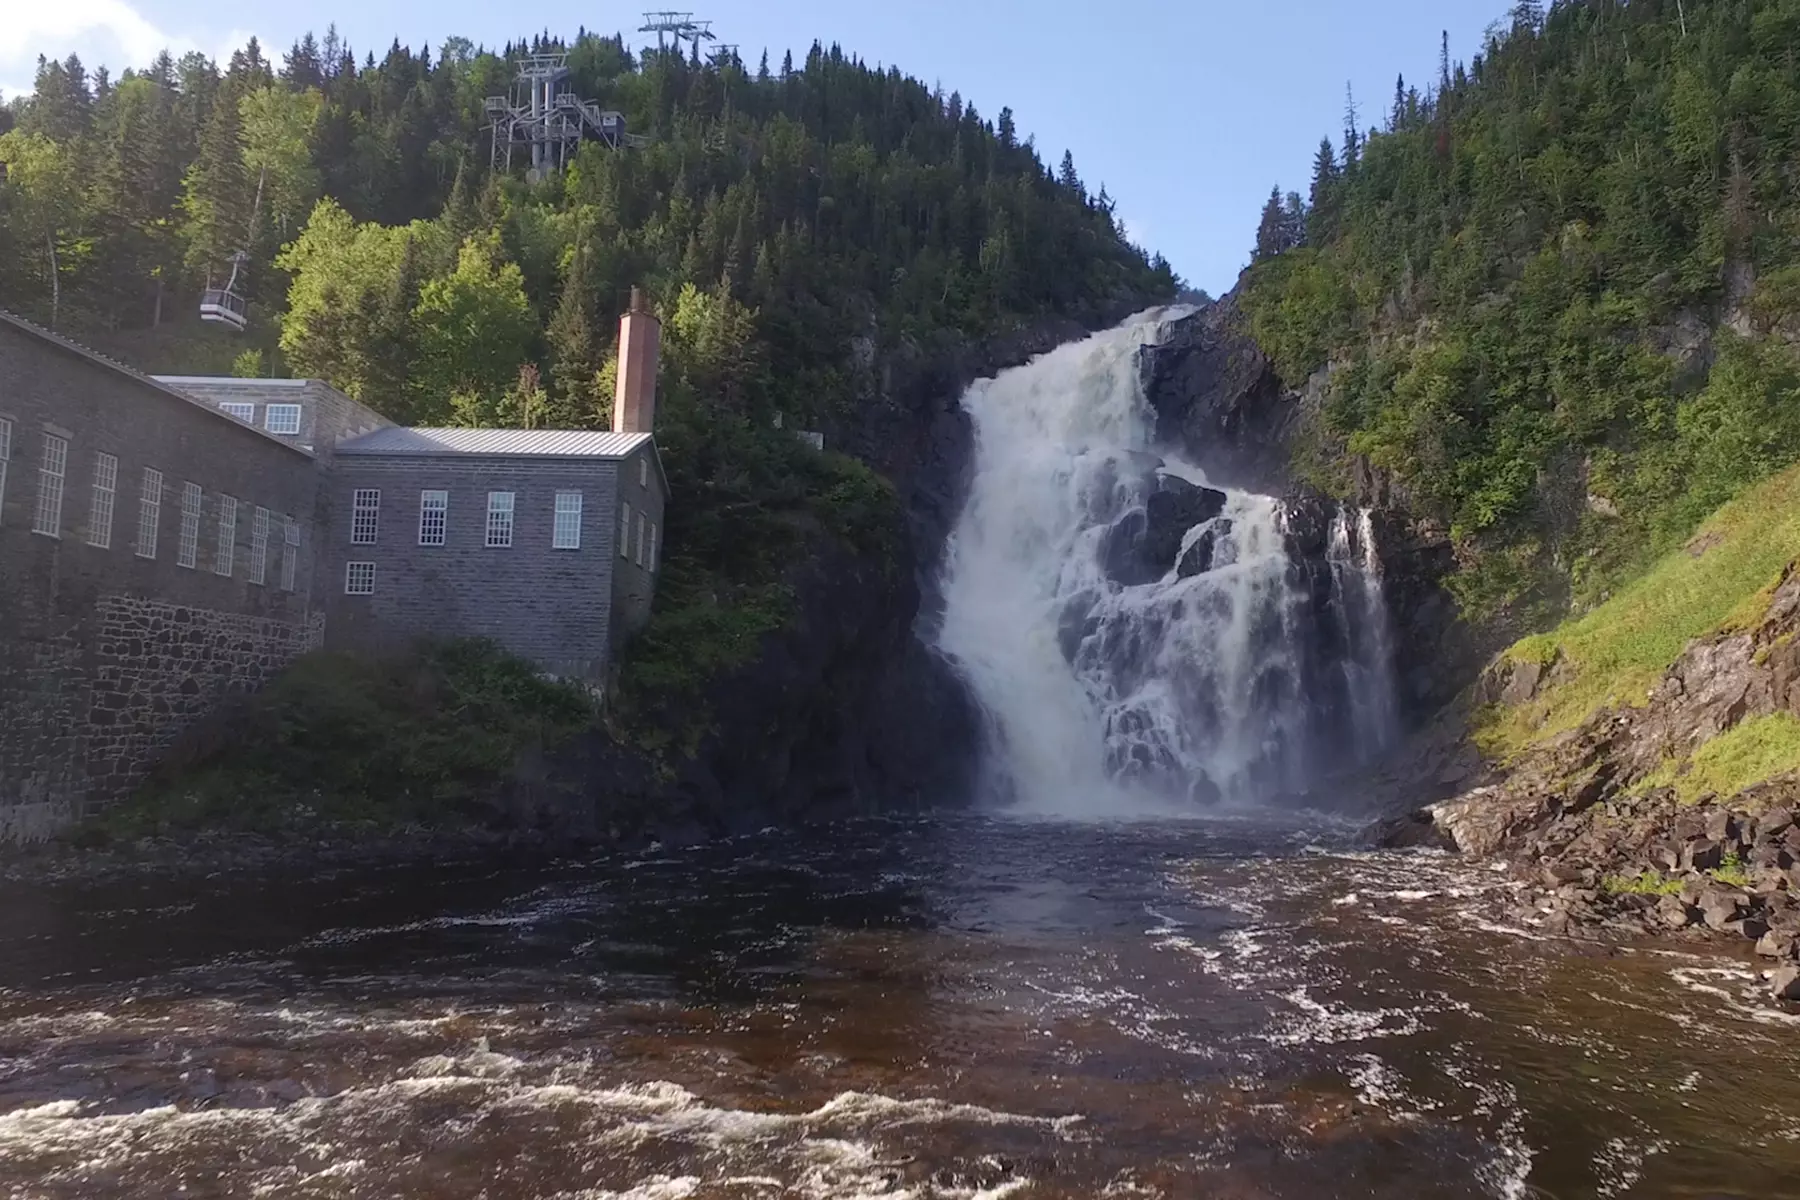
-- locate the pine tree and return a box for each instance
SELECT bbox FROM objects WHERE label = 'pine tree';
[546,237,601,424]
[1253,186,1287,261]
[1342,82,1361,170]
[1057,150,1083,196]
[1307,138,1340,245]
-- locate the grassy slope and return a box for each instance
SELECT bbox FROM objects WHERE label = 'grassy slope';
[1477,461,1800,798]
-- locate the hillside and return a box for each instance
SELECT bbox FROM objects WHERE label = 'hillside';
[0,29,1174,742]
[1239,0,1800,626]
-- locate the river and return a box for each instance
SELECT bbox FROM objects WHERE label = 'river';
[3,814,1799,1199]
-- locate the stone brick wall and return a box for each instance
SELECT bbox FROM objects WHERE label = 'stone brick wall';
[610,446,668,649]
[0,318,325,841]
[152,376,393,458]
[323,454,634,681]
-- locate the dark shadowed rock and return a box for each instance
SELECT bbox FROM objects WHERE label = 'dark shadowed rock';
[1176,520,1233,578]
[1144,477,1228,574]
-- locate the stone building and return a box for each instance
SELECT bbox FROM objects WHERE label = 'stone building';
[0,293,667,841]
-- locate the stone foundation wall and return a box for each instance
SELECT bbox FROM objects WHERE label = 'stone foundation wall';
[1,595,323,841]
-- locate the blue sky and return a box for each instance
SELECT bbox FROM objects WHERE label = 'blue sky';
[3,0,1510,295]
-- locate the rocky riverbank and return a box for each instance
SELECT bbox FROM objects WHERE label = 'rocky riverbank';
[1375,560,1800,1002]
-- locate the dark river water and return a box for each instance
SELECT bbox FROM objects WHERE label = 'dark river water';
[2,813,1799,1199]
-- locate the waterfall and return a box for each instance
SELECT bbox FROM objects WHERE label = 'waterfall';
[934,311,1397,815]
[1328,508,1401,759]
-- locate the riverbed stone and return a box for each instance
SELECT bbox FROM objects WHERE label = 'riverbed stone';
[1685,839,1726,871]
[1771,965,1800,1002]
[1756,930,1798,959]
[1700,887,1749,931]
[1657,894,1698,928]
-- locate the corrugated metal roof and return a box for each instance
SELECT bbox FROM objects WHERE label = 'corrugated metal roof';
[335,427,655,458]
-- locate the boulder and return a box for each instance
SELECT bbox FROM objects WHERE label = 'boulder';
[1699,887,1749,931]
[1755,930,1798,959]
[1684,839,1725,871]
[1657,893,1698,929]
[1144,477,1228,574]
[1771,965,1800,1002]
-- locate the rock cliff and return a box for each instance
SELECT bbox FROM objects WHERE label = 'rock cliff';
[1137,295,1479,719]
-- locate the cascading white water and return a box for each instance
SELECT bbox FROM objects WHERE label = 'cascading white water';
[934,310,1396,816]
[1328,508,1401,757]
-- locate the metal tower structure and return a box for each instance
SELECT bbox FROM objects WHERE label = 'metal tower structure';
[483,52,647,179]
[640,12,716,58]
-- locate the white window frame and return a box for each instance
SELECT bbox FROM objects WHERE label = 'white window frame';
[351,488,381,545]
[649,522,658,573]
[178,482,202,568]
[215,495,237,577]
[136,468,162,559]
[87,452,118,548]
[486,491,515,548]
[619,500,631,559]
[635,511,646,566]
[264,404,302,435]
[0,417,12,524]
[418,490,448,546]
[33,433,67,537]
[249,506,270,585]
[344,561,375,595]
[218,401,257,423]
[553,491,582,550]
[281,517,300,591]
[639,457,648,488]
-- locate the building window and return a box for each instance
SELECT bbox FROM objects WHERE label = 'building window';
[0,417,11,524]
[418,490,448,546]
[649,522,658,573]
[33,433,67,537]
[344,561,375,595]
[249,507,270,584]
[136,468,162,559]
[87,452,118,549]
[281,517,299,591]
[619,501,631,559]
[639,457,648,488]
[215,495,238,576]
[351,488,380,544]
[486,492,515,547]
[218,401,256,423]
[178,482,202,568]
[635,511,646,566]
[264,404,302,435]
[553,491,582,549]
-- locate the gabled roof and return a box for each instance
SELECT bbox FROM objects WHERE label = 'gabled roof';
[0,310,312,458]
[335,427,653,457]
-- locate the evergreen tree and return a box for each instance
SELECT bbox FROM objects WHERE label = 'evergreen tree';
[1306,138,1340,245]
[1253,186,1288,261]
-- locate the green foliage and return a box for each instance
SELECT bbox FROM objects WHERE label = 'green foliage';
[92,639,595,838]
[1482,466,1800,754]
[1712,852,1755,889]
[1602,869,1684,897]
[1239,0,1800,623]
[1634,713,1800,806]
[416,234,538,424]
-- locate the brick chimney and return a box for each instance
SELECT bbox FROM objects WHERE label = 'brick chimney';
[612,287,661,435]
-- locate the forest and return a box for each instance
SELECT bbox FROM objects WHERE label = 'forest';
[1243,0,1800,622]
[0,28,1173,714]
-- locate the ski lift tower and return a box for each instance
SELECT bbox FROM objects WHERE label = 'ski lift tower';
[483,51,646,180]
[640,12,716,59]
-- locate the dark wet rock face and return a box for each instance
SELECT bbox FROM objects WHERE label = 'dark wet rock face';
[1100,477,1230,587]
